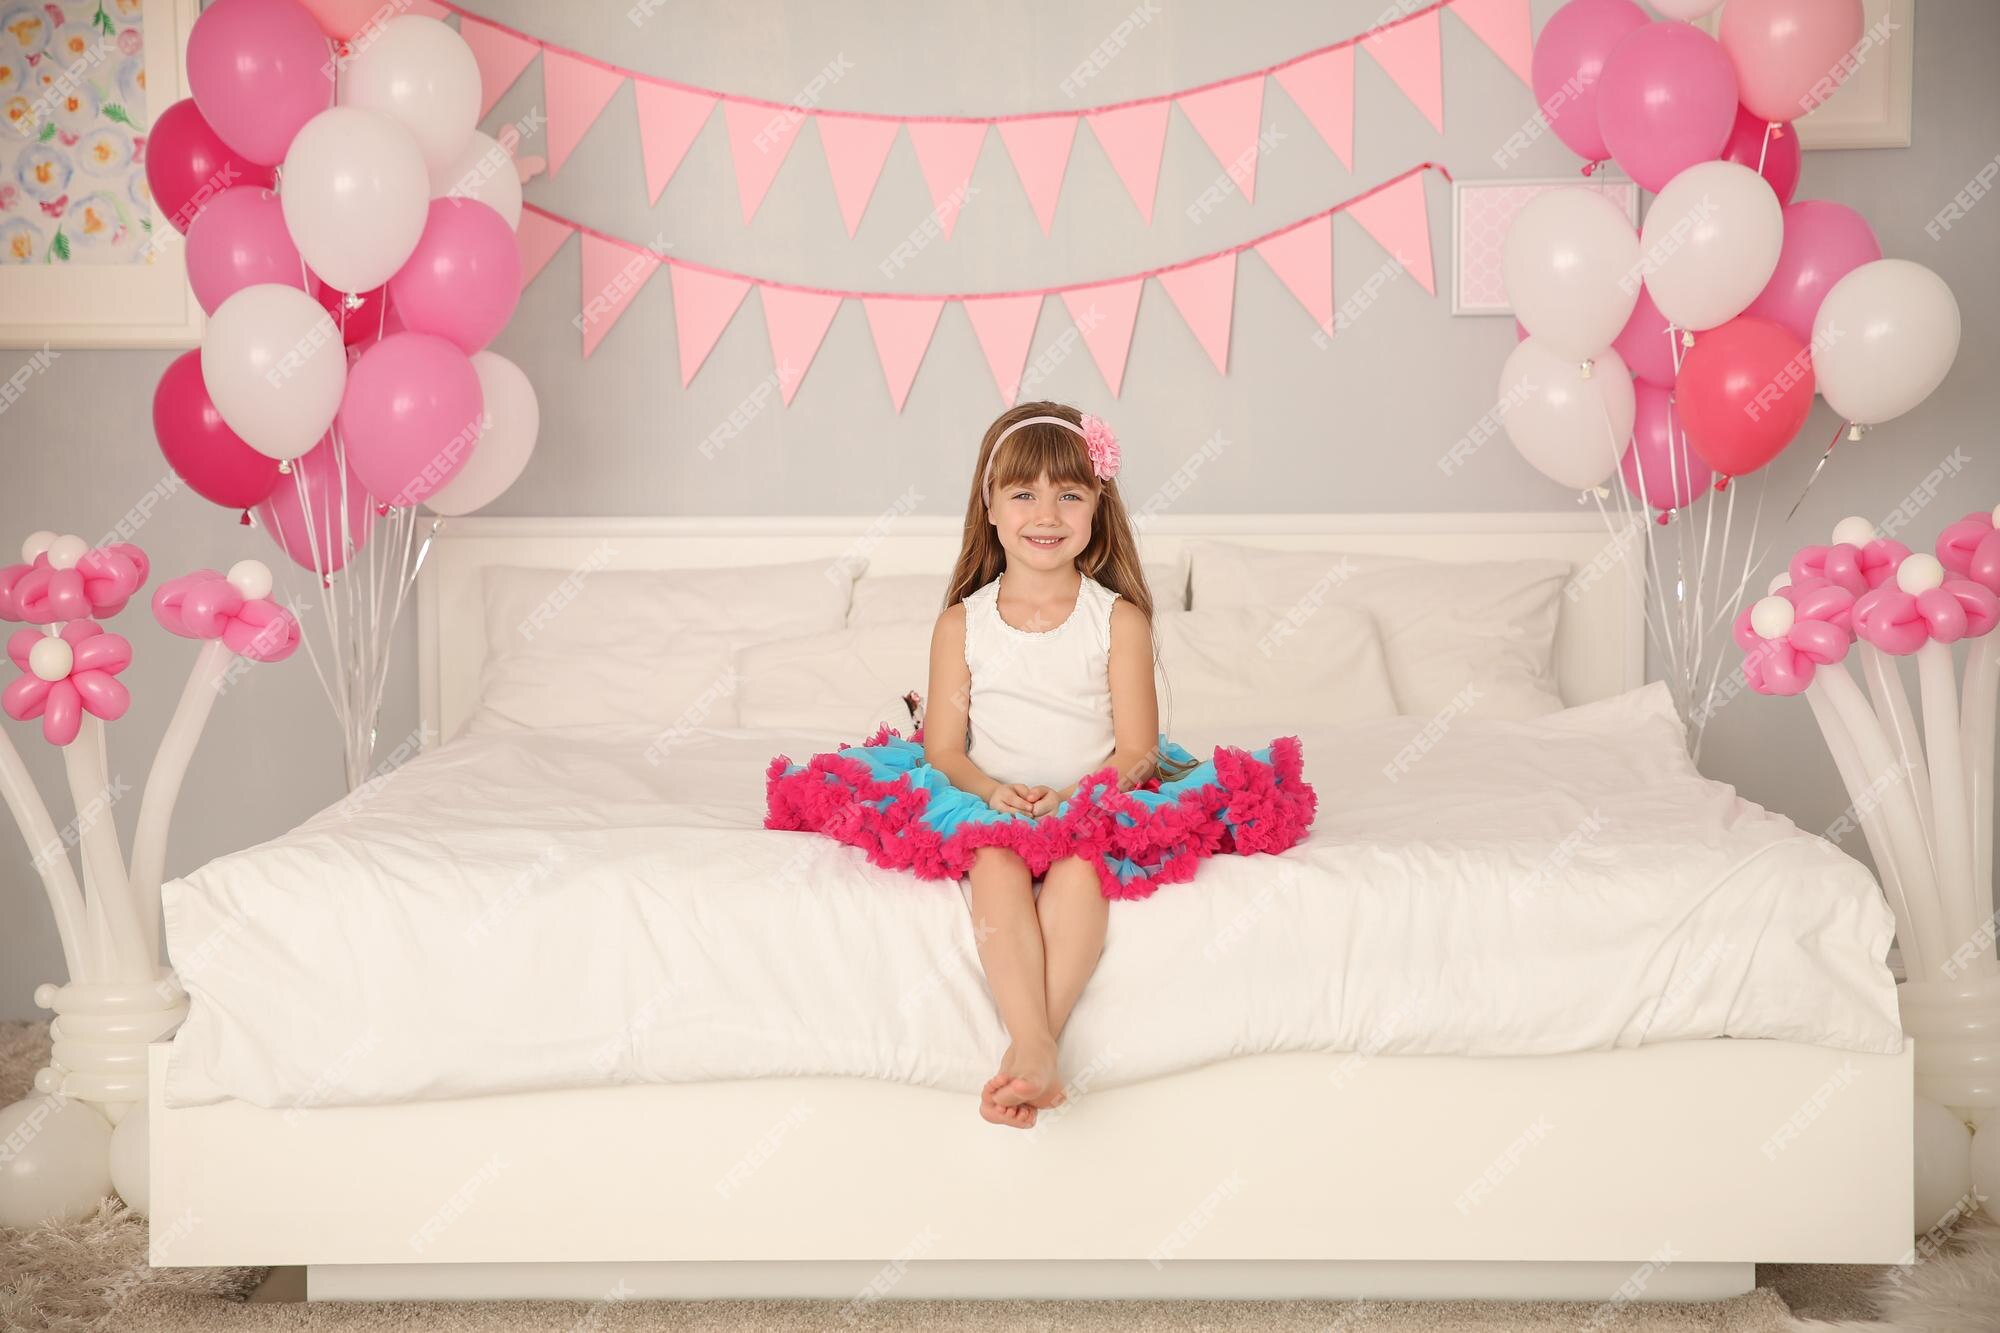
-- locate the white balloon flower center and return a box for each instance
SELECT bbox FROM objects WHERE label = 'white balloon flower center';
[227,559,274,601]
[1750,596,1796,641]
[20,530,56,563]
[1767,573,1793,594]
[1830,516,1877,549]
[1897,554,1945,595]
[28,636,73,682]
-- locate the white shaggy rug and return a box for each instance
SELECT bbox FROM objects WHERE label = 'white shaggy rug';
[5,1021,1996,1331]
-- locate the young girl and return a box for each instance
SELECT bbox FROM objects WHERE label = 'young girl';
[764,401,1318,1130]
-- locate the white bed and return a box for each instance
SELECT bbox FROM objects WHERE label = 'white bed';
[149,514,1913,1303]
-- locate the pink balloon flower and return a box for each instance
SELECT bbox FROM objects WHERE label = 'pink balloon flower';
[1734,578,1856,697]
[0,540,150,624]
[152,569,302,662]
[3,621,133,746]
[1789,537,1909,598]
[1937,510,2000,596]
[1853,567,2000,655]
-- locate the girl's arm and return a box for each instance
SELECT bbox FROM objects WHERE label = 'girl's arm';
[1036,600,1161,812]
[923,602,1042,811]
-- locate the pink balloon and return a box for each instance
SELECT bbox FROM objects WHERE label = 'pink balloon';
[1611,285,1677,389]
[1620,381,1711,514]
[1530,0,1650,165]
[255,436,374,574]
[294,0,384,40]
[146,99,276,235]
[153,350,283,510]
[185,0,335,167]
[387,201,522,354]
[337,333,484,508]
[184,187,308,315]
[1596,22,1740,195]
[1719,103,1801,205]
[1743,201,1882,345]
[1719,0,1867,125]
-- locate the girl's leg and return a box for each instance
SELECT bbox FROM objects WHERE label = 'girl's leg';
[1036,855,1109,1091]
[967,846,1057,1126]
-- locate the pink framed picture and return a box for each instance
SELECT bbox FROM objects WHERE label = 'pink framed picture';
[1451,177,1641,317]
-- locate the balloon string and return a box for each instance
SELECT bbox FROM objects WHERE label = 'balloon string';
[1755,121,1774,177]
[1785,419,1853,524]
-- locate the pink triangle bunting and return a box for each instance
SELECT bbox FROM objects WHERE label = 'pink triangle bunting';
[723,99,810,223]
[667,264,752,383]
[516,210,574,289]
[1361,10,1445,133]
[1449,0,1533,86]
[996,117,1077,236]
[816,116,901,237]
[1058,280,1143,398]
[543,50,626,176]
[576,234,661,359]
[905,121,986,241]
[1254,215,1333,336]
[634,82,718,205]
[1085,101,1170,224]
[1346,175,1436,296]
[760,286,843,406]
[1272,47,1354,171]
[961,294,1044,407]
[1157,253,1236,374]
[1176,78,1265,203]
[459,16,540,120]
[861,299,945,413]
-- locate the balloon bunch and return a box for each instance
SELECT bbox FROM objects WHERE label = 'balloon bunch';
[145,0,542,786]
[1502,0,1961,751]
[1736,510,2000,1202]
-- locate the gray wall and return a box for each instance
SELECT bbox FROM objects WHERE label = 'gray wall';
[3,0,1996,1016]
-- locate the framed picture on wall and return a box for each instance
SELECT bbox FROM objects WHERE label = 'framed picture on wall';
[1450,177,1642,317]
[0,0,204,349]
[1695,0,1914,150]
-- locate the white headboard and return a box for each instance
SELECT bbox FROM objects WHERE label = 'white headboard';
[415,513,1647,745]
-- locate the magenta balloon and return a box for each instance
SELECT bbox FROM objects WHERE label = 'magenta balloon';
[153,350,283,510]
[1530,0,1650,164]
[1620,381,1711,512]
[337,333,484,508]
[185,0,335,167]
[184,187,307,314]
[1611,285,1677,389]
[146,99,276,235]
[1719,103,1800,205]
[1743,201,1882,345]
[255,436,373,574]
[386,201,522,354]
[1596,22,1740,194]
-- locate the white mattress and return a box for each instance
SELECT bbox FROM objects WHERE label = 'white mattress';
[161,682,1903,1109]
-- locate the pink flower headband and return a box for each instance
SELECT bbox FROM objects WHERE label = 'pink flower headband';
[980,413,1120,507]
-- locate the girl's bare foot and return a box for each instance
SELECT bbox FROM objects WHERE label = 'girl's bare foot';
[991,1036,1064,1112]
[979,1072,1036,1128]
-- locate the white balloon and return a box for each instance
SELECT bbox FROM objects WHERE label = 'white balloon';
[427,130,523,230]
[279,107,430,295]
[1504,188,1642,362]
[201,284,346,462]
[1649,0,1722,17]
[0,1094,113,1227]
[426,352,539,516]
[1913,1097,1974,1235]
[1812,259,1962,426]
[339,16,480,174]
[108,1103,149,1216]
[1639,162,1785,333]
[1498,338,1637,491]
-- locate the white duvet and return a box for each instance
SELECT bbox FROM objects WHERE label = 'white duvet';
[161,683,1903,1109]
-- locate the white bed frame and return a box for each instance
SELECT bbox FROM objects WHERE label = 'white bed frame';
[150,513,1913,1304]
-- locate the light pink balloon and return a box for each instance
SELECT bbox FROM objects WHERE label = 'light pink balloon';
[1719,103,1801,205]
[1611,285,1677,389]
[255,435,374,574]
[1620,381,1711,514]
[185,0,334,167]
[295,0,382,40]
[1744,200,1881,345]
[1719,0,1867,125]
[184,187,307,315]
[338,333,484,508]
[1596,21,1740,194]
[1530,0,1650,165]
[387,200,522,354]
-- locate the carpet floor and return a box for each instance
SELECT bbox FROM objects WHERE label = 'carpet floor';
[4,1021,1994,1331]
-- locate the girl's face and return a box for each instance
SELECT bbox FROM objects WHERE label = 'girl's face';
[990,470,1096,570]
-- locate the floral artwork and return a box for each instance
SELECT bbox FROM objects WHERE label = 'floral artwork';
[0,0,150,265]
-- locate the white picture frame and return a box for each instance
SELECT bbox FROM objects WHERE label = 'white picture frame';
[1695,0,1914,150]
[0,0,205,349]
[1450,176,1642,317]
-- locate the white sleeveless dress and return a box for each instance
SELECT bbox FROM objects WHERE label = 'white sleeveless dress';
[961,571,1120,791]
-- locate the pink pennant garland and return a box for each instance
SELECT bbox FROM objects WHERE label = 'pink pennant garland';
[634,82,718,205]
[1345,174,1435,295]
[1361,10,1445,133]
[996,117,1077,236]
[962,294,1044,407]
[1157,253,1236,373]
[544,50,627,176]
[1449,0,1533,86]
[668,264,753,383]
[1059,280,1143,398]
[516,210,575,289]
[817,116,901,237]
[459,16,540,120]
[1272,47,1355,171]
[1254,215,1334,336]
[861,298,945,413]
[760,286,843,406]
[905,121,987,241]
[1177,78,1266,204]
[724,99,810,224]
[577,235,660,359]
[1085,102,1171,224]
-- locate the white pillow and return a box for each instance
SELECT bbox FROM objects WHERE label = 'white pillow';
[1154,605,1398,738]
[470,559,860,733]
[848,559,1188,627]
[1187,541,1570,719]
[736,621,931,737]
